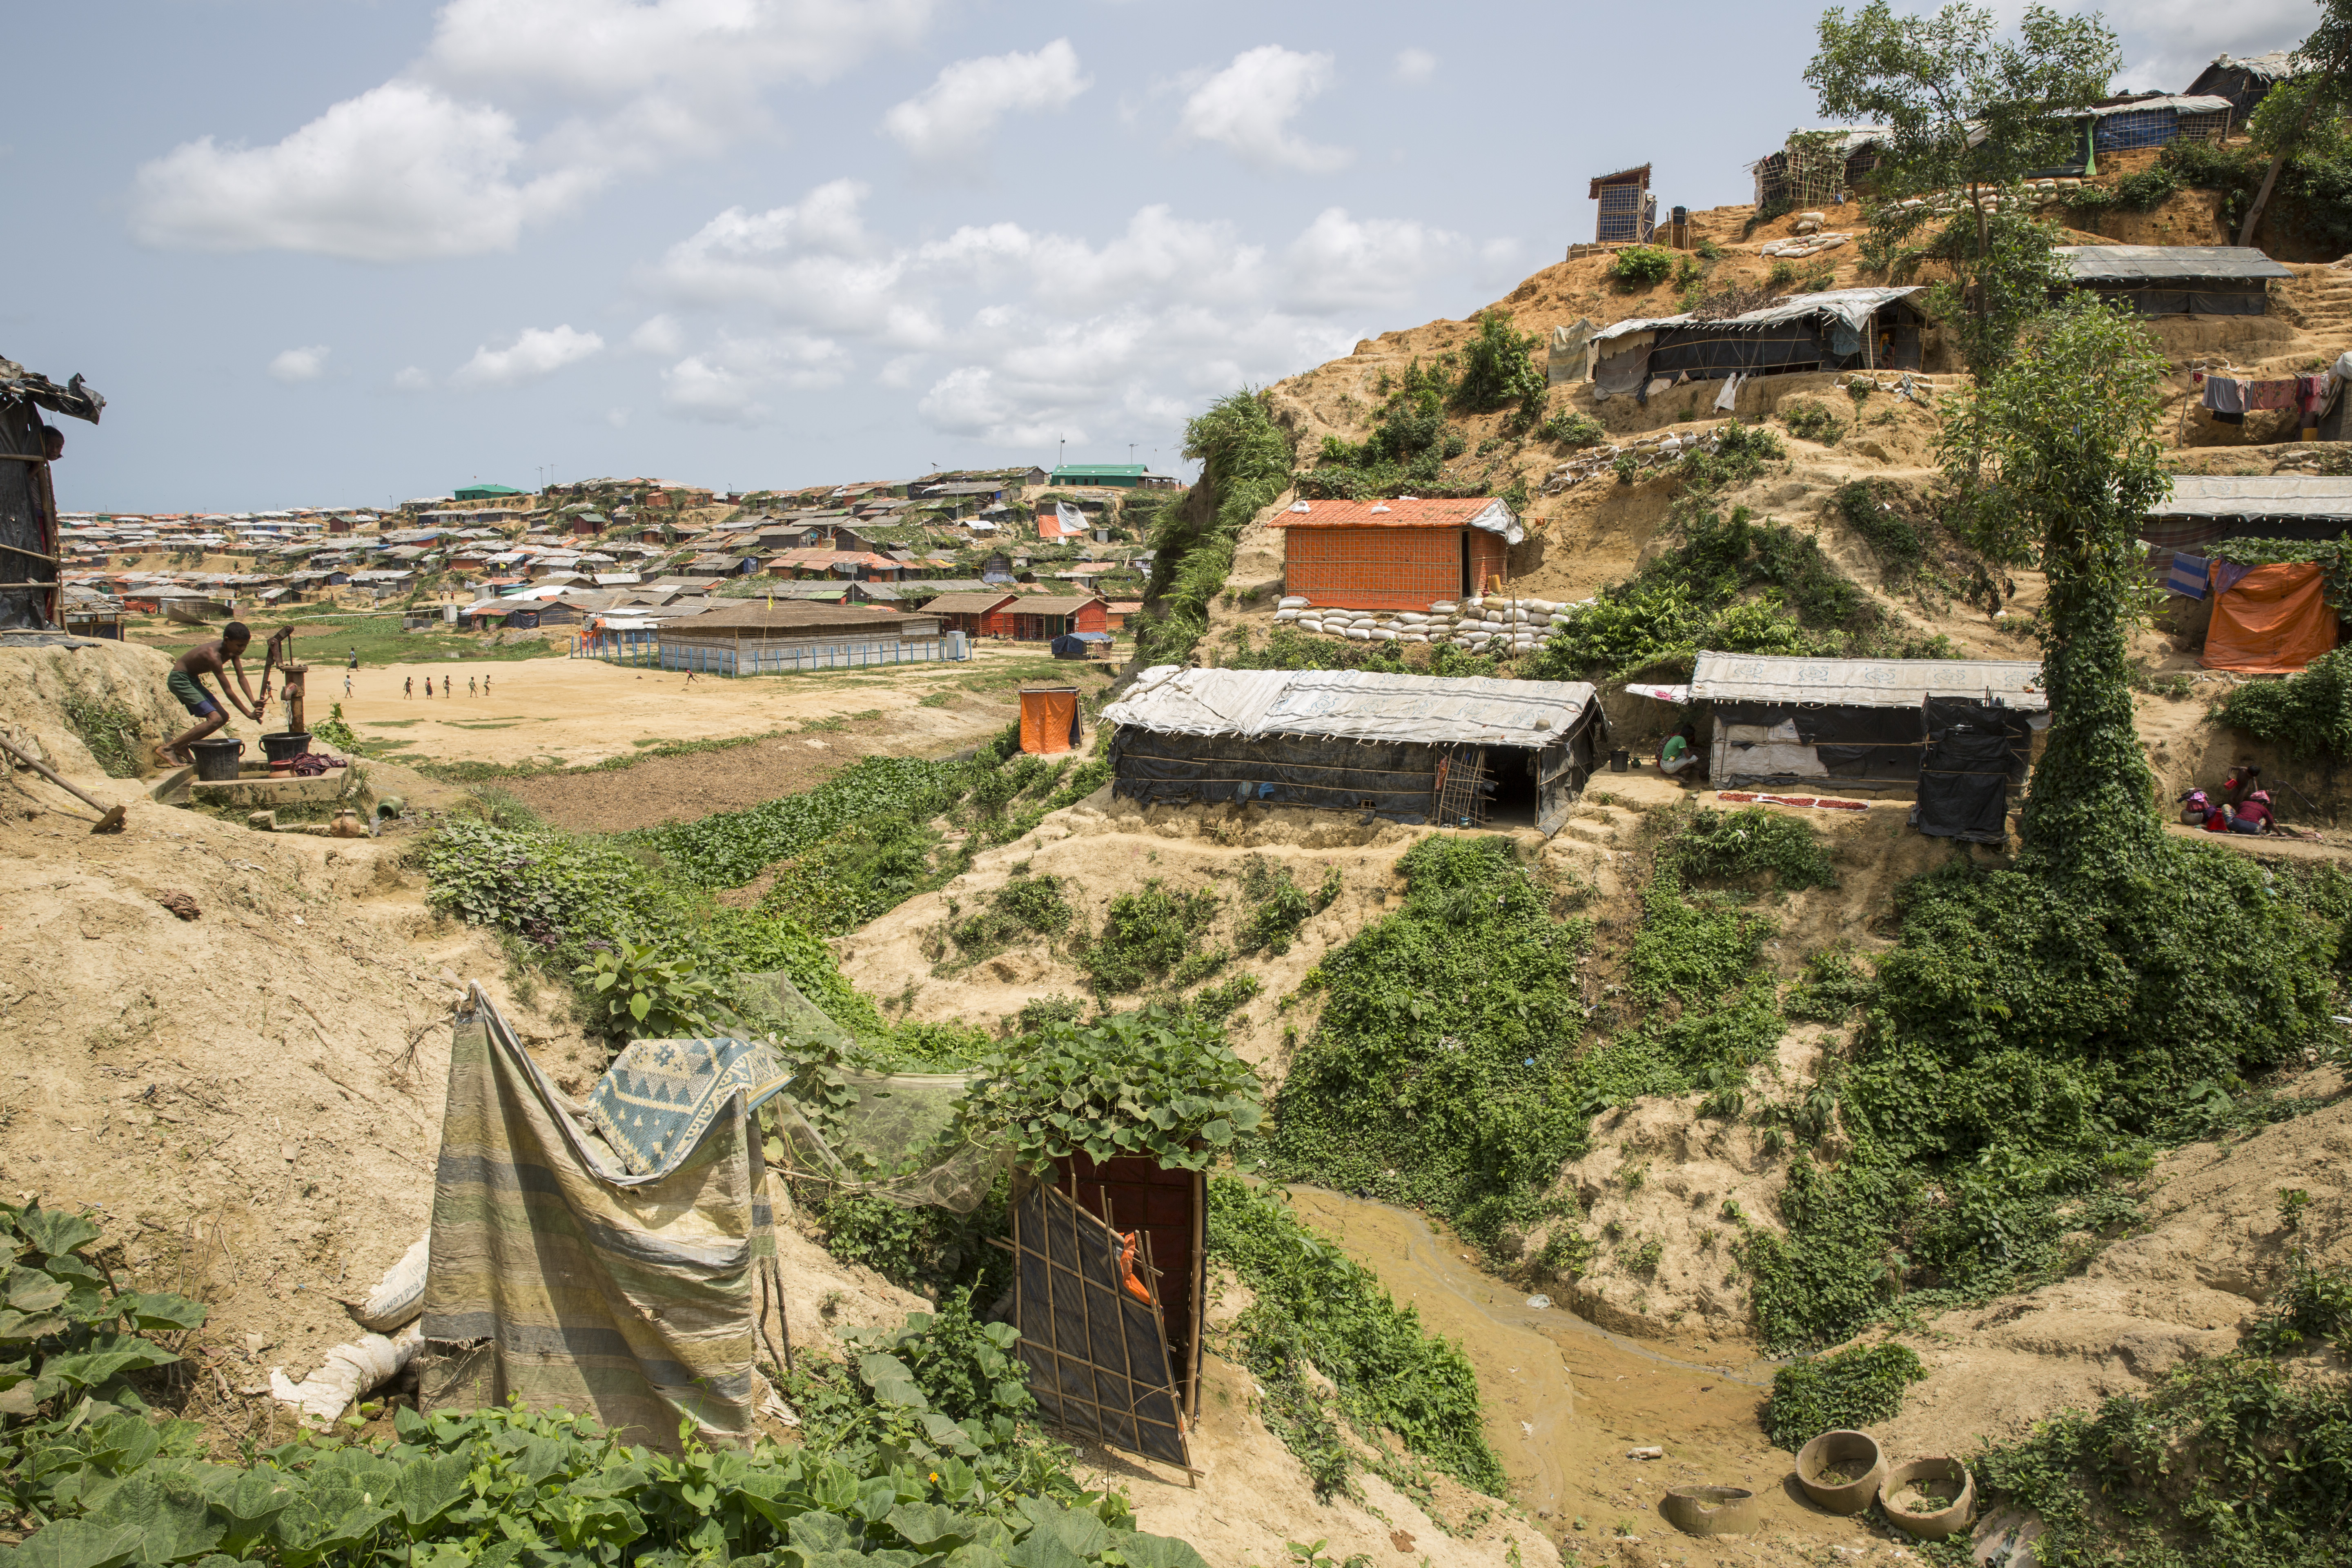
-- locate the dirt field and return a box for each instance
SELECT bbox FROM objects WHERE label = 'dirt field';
[327,645,1078,769]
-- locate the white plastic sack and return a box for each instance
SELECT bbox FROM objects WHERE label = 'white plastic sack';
[271,1321,423,1426]
[349,1232,430,1332]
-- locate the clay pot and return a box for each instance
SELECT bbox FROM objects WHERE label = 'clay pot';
[1796,1430,1885,1516]
[1880,1456,1975,1541]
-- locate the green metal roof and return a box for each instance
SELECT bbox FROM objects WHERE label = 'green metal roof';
[455,483,527,500]
[1050,464,1148,479]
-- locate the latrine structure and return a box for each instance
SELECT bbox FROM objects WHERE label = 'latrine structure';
[1273,496,1521,611]
[1590,165,1656,245]
[1104,665,1608,836]
[1749,127,1888,209]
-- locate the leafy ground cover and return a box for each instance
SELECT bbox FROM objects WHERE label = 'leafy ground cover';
[0,1204,1213,1568]
[1203,1179,1501,1503]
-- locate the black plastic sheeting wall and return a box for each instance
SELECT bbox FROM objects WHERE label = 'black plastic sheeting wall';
[2078,282,2266,316]
[1914,697,2034,844]
[1713,701,1928,785]
[1112,730,1448,821]
[0,399,54,631]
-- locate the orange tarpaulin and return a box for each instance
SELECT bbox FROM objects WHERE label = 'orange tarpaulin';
[1020,686,1080,754]
[2203,561,2339,674]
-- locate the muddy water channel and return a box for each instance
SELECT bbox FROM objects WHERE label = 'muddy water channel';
[1285,1188,1889,1561]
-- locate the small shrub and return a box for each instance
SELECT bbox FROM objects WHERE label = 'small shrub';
[1784,948,1872,1021]
[1764,1342,1926,1450]
[1674,806,1838,889]
[2112,166,2179,212]
[1454,310,1548,413]
[2214,648,2352,761]
[1611,246,1677,287]
[1543,410,1606,447]
[1781,402,1846,446]
[1079,881,1221,994]
[1833,479,1926,577]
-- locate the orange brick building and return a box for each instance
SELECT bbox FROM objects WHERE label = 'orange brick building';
[1270,497,1523,611]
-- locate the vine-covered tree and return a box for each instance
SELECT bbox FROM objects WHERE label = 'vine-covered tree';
[2238,0,2352,244]
[1806,2,2115,376]
[1939,294,2172,878]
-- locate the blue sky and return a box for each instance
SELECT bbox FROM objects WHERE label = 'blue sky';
[9,0,2319,512]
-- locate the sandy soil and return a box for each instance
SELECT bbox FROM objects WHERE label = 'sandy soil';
[327,644,1053,769]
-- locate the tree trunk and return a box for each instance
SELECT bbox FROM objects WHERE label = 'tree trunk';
[2238,45,2350,248]
[2236,154,2289,248]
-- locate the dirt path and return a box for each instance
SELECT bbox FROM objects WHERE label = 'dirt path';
[1284,1189,1898,1564]
[325,644,1077,768]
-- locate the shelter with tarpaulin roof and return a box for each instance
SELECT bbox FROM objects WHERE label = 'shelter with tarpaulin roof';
[2056,246,2291,316]
[1748,127,1888,209]
[1104,665,1608,835]
[2186,51,2306,120]
[654,599,962,675]
[1585,288,1929,399]
[1644,652,2046,844]
[2145,477,2352,674]
[1272,496,1521,611]
[1,357,104,632]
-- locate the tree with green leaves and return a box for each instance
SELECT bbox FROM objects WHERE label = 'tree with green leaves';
[1939,293,2172,878]
[1807,2,2116,376]
[2238,2,2352,245]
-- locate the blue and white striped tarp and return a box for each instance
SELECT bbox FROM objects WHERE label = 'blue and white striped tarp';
[2167,552,2210,599]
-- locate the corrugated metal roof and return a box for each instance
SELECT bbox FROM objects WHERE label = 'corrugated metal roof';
[923,591,1020,613]
[1270,497,1521,545]
[1003,592,1105,615]
[1105,666,1601,746]
[2058,245,2292,282]
[1689,652,2047,710]
[1592,287,1924,345]
[1588,164,1650,197]
[2149,475,2352,521]
[678,601,914,631]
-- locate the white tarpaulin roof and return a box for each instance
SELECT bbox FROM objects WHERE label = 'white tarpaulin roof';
[1105,666,1601,746]
[1590,287,1924,345]
[2058,245,2292,283]
[2148,476,2352,521]
[2083,94,2232,119]
[1690,652,2047,711]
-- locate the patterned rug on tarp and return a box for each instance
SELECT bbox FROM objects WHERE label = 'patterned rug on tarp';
[589,1037,792,1178]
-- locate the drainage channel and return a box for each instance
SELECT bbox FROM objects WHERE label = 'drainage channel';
[1283,1186,1869,1560]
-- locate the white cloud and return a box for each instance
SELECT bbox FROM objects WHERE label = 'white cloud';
[130,82,600,260]
[450,324,605,387]
[129,0,943,259]
[629,314,684,355]
[2112,0,2308,90]
[882,39,1089,165]
[652,180,943,345]
[1281,209,1468,311]
[1175,45,1349,174]
[661,332,847,424]
[267,345,331,383]
[1392,48,1437,84]
[392,365,433,392]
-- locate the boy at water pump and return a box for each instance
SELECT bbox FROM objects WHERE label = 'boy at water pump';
[156,622,265,766]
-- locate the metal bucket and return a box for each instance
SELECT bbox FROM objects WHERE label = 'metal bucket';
[191,738,245,782]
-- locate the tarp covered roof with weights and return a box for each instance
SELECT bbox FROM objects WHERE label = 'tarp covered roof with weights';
[1690,651,2047,711]
[1106,665,1600,745]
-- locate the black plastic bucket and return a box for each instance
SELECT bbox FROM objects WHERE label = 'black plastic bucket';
[1608,747,1629,773]
[261,731,312,771]
[192,738,244,782]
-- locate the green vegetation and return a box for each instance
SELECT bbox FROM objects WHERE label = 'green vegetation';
[962,1004,1263,1172]
[1764,1342,1926,1450]
[1673,805,1838,889]
[1541,410,1605,448]
[1966,1351,2352,1567]
[1609,246,1677,287]
[58,693,148,779]
[1078,882,1222,995]
[1779,401,1846,446]
[1303,359,1470,501]
[0,1207,1207,1568]
[1137,391,1294,667]
[1236,858,1342,957]
[1528,497,1936,680]
[943,870,1075,965]
[2214,648,2352,762]
[1810,1,2113,376]
[1736,298,2344,1356]
[1205,1178,1502,1500]
[1832,479,1927,580]
[1268,836,1591,1255]
[1452,310,1547,423]
[311,702,361,751]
